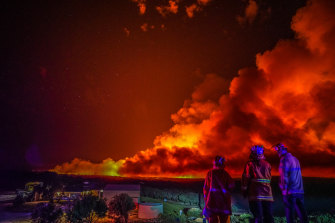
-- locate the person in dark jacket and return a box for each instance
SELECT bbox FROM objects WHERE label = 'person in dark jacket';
[203,156,235,223]
[273,143,308,223]
[242,145,274,223]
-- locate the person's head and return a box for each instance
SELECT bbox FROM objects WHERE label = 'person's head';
[250,145,265,160]
[273,143,288,157]
[213,156,225,168]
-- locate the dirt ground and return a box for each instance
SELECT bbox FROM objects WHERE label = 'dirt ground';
[0,203,32,223]
[0,191,35,223]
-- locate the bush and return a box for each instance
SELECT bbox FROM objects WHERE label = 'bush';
[109,193,135,223]
[309,213,335,223]
[31,201,63,223]
[67,194,108,223]
[157,213,181,223]
[230,213,252,223]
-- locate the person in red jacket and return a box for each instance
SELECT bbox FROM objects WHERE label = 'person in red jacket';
[242,145,274,223]
[203,156,235,223]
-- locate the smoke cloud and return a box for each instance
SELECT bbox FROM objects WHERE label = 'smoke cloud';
[130,0,211,19]
[237,0,259,25]
[156,0,179,17]
[52,158,124,176]
[53,0,335,178]
[123,27,130,37]
[132,0,146,15]
[185,0,211,18]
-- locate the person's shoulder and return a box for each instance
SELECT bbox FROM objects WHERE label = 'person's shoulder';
[261,159,271,166]
[219,168,232,178]
[221,168,229,173]
[245,160,253,166]
[288,153,301,164]
[207,168,217,176]
[281,153,290,161]
[288,152,298,159]
[281,153,298,166]
[207,169,213,174]
[287,153,298,161]
[213,168,228,174]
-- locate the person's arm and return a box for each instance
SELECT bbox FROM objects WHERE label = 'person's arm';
[227,172,235,192]
[203,171,210,203]
[279,158,289,195]
[241,163,251,198]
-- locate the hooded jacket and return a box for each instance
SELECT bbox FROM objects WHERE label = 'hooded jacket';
[279,152,304,195]
[203,168,235,215]
[242,158,274,201]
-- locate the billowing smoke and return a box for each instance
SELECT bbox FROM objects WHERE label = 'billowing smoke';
[53,158,124,176]
[132,0,146,15]
[52,0,335,178]
[236,0,259,25]
[156,0,179,17]
[185,0,211,18]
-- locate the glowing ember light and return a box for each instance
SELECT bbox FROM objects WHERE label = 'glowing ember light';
[176,175,196,179]
[154,125,202,149]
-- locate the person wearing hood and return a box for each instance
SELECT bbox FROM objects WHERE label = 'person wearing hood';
[242,145,274,223]
[273,143,308,223]
[203,156,235,223]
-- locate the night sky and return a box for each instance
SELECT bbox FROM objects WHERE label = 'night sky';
[2,0,335,177]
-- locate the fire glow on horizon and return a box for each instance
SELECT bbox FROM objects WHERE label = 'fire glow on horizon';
[52,0,335,178]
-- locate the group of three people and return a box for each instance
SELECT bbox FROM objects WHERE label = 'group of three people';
[203,143,308,223]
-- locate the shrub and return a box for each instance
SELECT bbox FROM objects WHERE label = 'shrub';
[31,201,63,223]
[109,193,135,223]
[309,213,335,223]
[230,213,252,223]
[67,194,108,223]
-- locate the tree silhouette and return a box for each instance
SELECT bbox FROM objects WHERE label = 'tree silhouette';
[109,193,135,223]
[67,194,107,223]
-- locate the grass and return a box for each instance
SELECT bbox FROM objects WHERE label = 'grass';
[138,197,335,223]
[3,198,335,223]
[138,197,203,222]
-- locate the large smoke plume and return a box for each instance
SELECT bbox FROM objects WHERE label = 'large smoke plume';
[53,0,335,178]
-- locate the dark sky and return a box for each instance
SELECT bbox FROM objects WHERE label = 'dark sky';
[0,0,306,171]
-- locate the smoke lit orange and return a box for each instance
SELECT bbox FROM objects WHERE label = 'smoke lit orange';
[52,0,335,178]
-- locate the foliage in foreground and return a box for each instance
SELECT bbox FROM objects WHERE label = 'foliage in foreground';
[135,197,335,223]
[31,201,64,223]
[67,194,108,223]
[308,213,335,223]
[229,213,335,223]
[109,193,136,223]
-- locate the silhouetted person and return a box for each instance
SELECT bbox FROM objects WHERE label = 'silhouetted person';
[242,145,274,223]
[203,156,235,223]
[273,143,308,223]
